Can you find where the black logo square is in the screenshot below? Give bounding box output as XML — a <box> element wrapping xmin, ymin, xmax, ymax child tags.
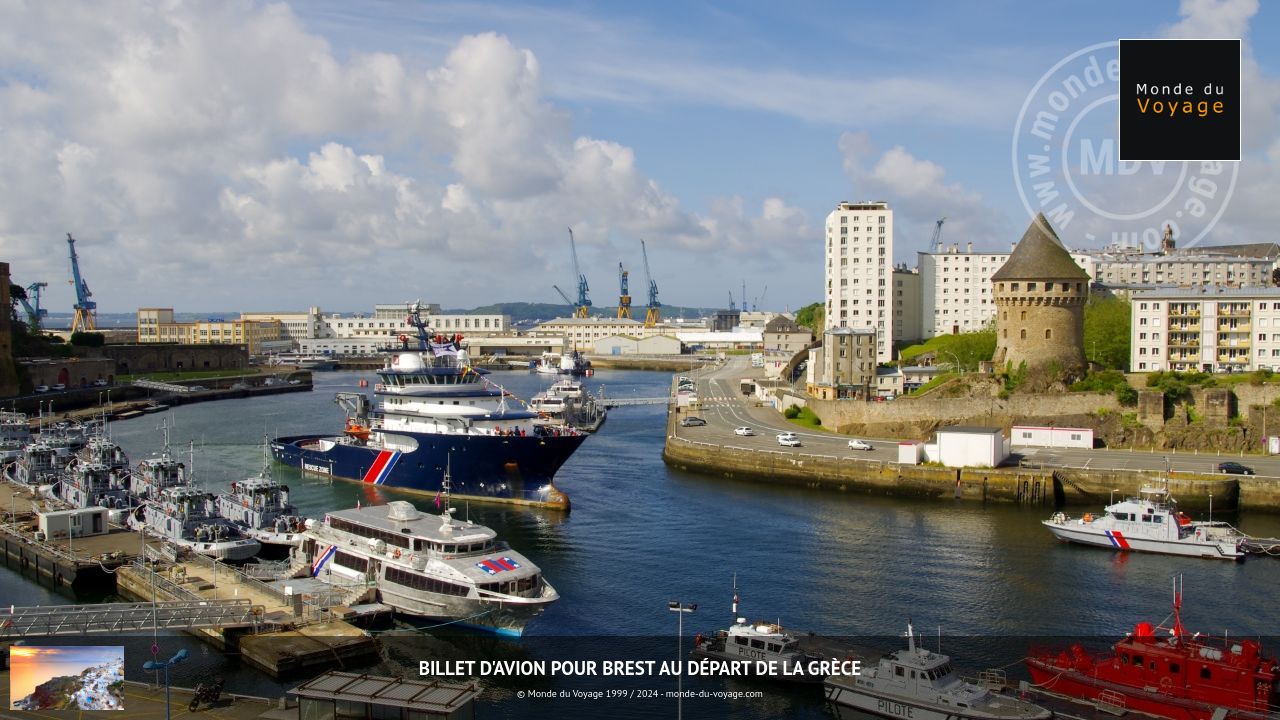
<box><xmin>1119</xmin><ymin>39</ymin><xmax>1240</xmax><ymax>161</ymax></box>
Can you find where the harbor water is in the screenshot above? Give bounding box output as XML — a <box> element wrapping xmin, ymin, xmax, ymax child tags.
<box><xmin>5</xmin><ymin>369</ymin><xmax>1280</xmax><ymax>718</ymax></box>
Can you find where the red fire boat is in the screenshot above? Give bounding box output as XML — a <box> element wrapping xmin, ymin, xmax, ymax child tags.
<box><xmin>1026</xmin><ymin>579</ymin><xmax>1278</xmax><ymax>720</ymax></box>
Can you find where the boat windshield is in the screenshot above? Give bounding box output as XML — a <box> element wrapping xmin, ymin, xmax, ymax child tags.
<box><xmin>927</xmin><ymin>663</ymin><xmax>954</xmax><ymax>680</ymax></box>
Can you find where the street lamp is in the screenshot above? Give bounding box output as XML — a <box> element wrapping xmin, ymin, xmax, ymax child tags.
<box><xmin>668</xmin><ymin>601</ymin><xmax>697</xmax><ymax>720</ymax></box>
<box><xmin>143</xmin><ymin>648</ymin><xmax>188</xmax><ymax>720</ymax></box>
<box><xmin>941</xmin><ymin>350</ymin><xmax>964</xmax><ymax>375</ymax></box>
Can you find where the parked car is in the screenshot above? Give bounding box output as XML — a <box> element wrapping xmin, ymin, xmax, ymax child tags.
<box><xmin>778</xmin><ymin>435</ymin><xmax>802</xmax><ymax>447</ymax></box>
<box><xmin>1217</xmin><ymin>461</ymin><xmax>1256</xmax><ymax>475</ymax></box>
<box><xmin>51</xmin><ymin>383</ymin><xmax>66</xmax><ymax>391</ymax></box>
<box><xmin>734</xmin><ymin>427</ymin><xmax>755</xmax><ymax>436</ymax></box>
<box><xmin>847</xmin><ymin>439</ymin><xmax>873</xmax><ymax>451</ymax></box>
<box><xmin>680</xmin><ymin>416</ymin><xmax>707</xmax><ymax>427</ymax></box>
<box><xmin>92</xmin><ymin>379</ymin><xmax>109</xmax><ymax>387</ymax></box>
<box><xmin>34</xmin><ymin>385</ymin><xmax>49</xmax><ymax>393</ymax></box>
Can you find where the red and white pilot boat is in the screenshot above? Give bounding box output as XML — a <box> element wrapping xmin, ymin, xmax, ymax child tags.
<box><xmin>1026</xmin><ymin>579</ymin><xmax>1279</xmax><ymax>720</ymax></box>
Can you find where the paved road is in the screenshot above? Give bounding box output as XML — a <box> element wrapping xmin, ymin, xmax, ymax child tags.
<box><xmin>671</xmin><ymin>357</ymin><xmax>1280</xmax><ymax>479</ymax></box>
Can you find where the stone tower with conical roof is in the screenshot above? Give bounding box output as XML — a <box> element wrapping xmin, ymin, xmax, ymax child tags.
<box><xmin>991</xmin><ymin>214</ymin><xmax>1089</xmax><ymax>373</ymax></box>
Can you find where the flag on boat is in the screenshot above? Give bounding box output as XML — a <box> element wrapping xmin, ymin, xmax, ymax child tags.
<box><xmin>475</xmin><ymin>557</ymin><xmax>521</xmax><ymax>575</ymax></box>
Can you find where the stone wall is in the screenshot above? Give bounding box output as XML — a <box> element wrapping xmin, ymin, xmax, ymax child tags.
<box><xmin>90</xmin><ymin>344</ymin><xmax>248</xmax><ymax>374</ymax></box>
<box><xmin>806</xmin><ymin>391</ymin><xmax>1118</xmax><ymax>439</ymax></box>
<box><xmin>20</xmin><ymin>358</ymin><xmax>118</xmax><ymax>387</ymax></box>
<box><xmin>663</xmin><ymin>423</ymin><xmax>1266</xmax><ymax>510</ymax></box>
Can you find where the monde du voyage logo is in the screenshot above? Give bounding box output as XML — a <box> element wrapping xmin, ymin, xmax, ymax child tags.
<box><xmin>1013</xmin><ymin>39</ymin><xmax>1240</xmax><ymax>251</ymax></box>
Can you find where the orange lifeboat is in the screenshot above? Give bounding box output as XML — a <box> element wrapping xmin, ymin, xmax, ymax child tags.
<box><xmin>344</xmin><ymin>419</ymin><xmax>371</xmax><ymax>442</ymax></box>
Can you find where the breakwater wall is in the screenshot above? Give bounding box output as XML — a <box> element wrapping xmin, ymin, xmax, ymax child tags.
<box><xmin>662</xmin><ymin>414</ymin><xmax>1272</xmax><ymax>512</ymax></box>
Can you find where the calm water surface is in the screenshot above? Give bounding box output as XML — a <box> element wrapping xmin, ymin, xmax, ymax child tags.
<box><xmin>5</xmin><ymin>369</ymin><xmax>1279</xmax><ymax>718</ymax></box>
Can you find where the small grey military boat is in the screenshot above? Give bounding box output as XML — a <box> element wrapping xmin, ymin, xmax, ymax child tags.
<box><xmin>825</xmin><ymin>622</ymin><xmax>1051</xmax><ymax>720</ymax></box>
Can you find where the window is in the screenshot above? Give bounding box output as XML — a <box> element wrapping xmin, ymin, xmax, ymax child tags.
<box><xmin>1020</xmin><ymin>329</ymin><xmax>1027</xmax><ymax>339</ymax></box>
<box><xmin>1045</xmin><ymin>329</ymin><xmax>1052</xmax><ymax>339</ymax></box>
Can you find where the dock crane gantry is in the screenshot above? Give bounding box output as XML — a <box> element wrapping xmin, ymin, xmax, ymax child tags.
<box><xmin>67</xmin><ymin>233</ymin><xmax>96</xmax><ymax>333</ymax></box>
<box><xmin>567</xmin><ymin>228</ymin><xmax>591</xmax><ymax>318</ymax></box>
<box><xmin>13</xmin><ymin>282</ymin><xmax>48</xmax><ymax>332</ymax></box>
<box><xmin>616</xmin><ymin>263</ymin><xmax>632</xmax><ymax>320</ymax></box>
<box><xmin>640</xmin><ymin>240</ymin><xmax>661</xmax><ymax>328</ymax></box>
<box><xmin>553</xmin><ymin>285</ymin><xmax>575</xmax><ymax>308</ymax></box>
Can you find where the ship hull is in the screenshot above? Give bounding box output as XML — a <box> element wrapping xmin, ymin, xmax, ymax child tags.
<box><xmin>826</xmin><ymin>677</ymin><xmax>1051</xmax><ymax>720</ymax></box>
<box><xmin>1025</xmin><ymin>658</ymin><xmax>1271</xmax><ymax>720</ymax></box>
<box><xmin>1043</xmin><ymin>522</ymin><xmax>1243</xmax><ymax>560</ymax></box>
<box><xmin>270</xmin><ymin>432</ymin><xmax>586</xmax><ymax>508</ymax></box>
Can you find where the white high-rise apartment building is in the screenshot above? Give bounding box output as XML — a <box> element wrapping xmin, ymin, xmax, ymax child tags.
<box><xmin>825</xmin><ymin>201</ymin><xmax>893</xmax><ymax>361</ymax></box>
<box><xmin>917</xmin><ymin>243</ymin><xmax>1096</xmax><ymax>339</ymax></box>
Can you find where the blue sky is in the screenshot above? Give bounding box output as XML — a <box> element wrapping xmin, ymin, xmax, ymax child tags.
<box><xmin>1</xmin><ymin>0</ymin><xmax>1276</xmax><ymax>315</ymax></box>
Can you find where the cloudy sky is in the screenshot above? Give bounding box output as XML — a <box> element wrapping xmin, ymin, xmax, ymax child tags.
<box><xmin>1</xmin><ymin>0</ymin><xmax>1277</xmax><ymax>315</ymax></box>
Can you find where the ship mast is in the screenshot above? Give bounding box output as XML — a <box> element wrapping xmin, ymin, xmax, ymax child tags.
<box><xmin>1171</xmin><ymin>575</ymin><xmax>1186</xmax><ymax>639</ymax></box>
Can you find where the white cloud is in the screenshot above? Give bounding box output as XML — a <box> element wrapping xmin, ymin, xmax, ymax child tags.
<box><xmin>0</xmin><ymin>1</ymin><xmax>807</xmax><ymax>311</ymax></box>
<box><xmin>838</xmin><ymin>132</ymin><xmax>1010</xmax><ymax>257</ymax></box>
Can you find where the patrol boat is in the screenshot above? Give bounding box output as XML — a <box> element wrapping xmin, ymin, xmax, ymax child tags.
<box><xmin>210</xmin><ymin>467</ymin><xmax>304</xmax><ymax>557</ymax></box>
<box><xmin>128</xmin><ymin>486</ymin><xmax>260</xmax><ymax>561</ymax></box>
<box><xmin>826</xmin><ymin>622</ymin><xmax>1051</xmax><ymax>720</ymax></box>
<box><xmin>1043</xmin><ymin>484</ymin><xmax>1246</xmax><ymax>560</ymax></box>
<box><xmin>271</xmin><ymin>302</ymin><xmax>586</xmax><ymax>508</ymax></box>
<box><xmin>300</xmin><ymin>466</ymin><xmax>558</xmax><ymax>636</ymax></box>
<box><xmin>128</xmin><ymin>426</ymin><xmax>189</xmax><ymax>501</ymax></box>
<box><xmin>692</xmin><ymin>583</ymin><xmax>837</xmax><ymax>683</ymax></box>
<box><xmin>55</xmin><ymin>456</ymin><xmax>131</xmax><ymax>523</ymax></box>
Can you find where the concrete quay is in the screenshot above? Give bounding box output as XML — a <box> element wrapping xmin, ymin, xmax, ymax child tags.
<box><xmin>663</xmin><ymin>358</ymin><xmax>1280</xmax><ymax>512</ymax></box>
<box><xmin>114</xmin><ymin>557</ymin><xmax>381</xmax><ymax>679</ymax></box>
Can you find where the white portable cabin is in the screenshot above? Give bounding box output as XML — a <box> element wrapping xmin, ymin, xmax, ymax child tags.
<box><xmin>38</xmin><ymin>507</ymin><xmax>109</xmax><ymax>539</ymax></box>
<box><xmin>1010</xmin><ymin>425</ymin><xmax>1094</xmax><ymax>449</ymax></box>
<box><xmin>924</xmin><ymin>426</ymin><xmax>1009</xmax><ymax>468</ymax></box>
<box><xmin>1008</xmin><ymin>422</ymin><xmax>1090</xmax><ymax>445</ymax></box>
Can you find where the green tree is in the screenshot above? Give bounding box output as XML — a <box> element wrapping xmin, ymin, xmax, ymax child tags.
<box><xmin>794</xmin><ymin>302</ymin><xmax>824</xmax><ymax>332</ymax></box>
<box><xmin>69</xmin><ymin>332</ymin><xmax>105</xmax><ymax>347</ymax></box>
<box><xmin>899</xmin><ymin>327</ymin><xmax>995</xmax><ymax>370</ymax></box>
<box><xmin>1083</xmin><ymin>295</ymin><xmax>1131</xmax><ymax>370</ymax></box>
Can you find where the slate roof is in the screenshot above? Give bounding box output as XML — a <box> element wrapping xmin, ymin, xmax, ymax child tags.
<box><xmin>991</xmin><ymin>213</ymin><xmax>1091</xmax><ymax>281</ymax></box>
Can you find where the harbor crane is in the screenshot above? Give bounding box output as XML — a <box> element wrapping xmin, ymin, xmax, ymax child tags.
<box><xmin>753</xmin><ymin>285</ymin><xmax>768</xmax><ymax>313</ymax></box>
<box><xmin>567</xmin><ymin>227</ymin><xmax>591</xmax><ymax>318</ymax></box>
<box><xmin>728</xmin><ymin>290</ymin><xmax>736</xmax><ymax>312</ymax></box>
<box><xmin>931</xmin><ymin>217</ymin><xmax>946</xmax><ymax>249</ymax></box>
<box><xmin>12</xmin><ymin>282</ymin><xmax>48</xmax><ymax>332</ymax></box>
<box><xmin>640</xmin><ymin>240</ymin><xmax>661</xmax><ymax>328</ymax></box>
<box><xmin>67</xmin><ymin>233</ymin><xmax>97</xmax><ymax>333</ymax></box>
<box><xmin>616</xmin><ymin>263</ymin><xmax>632</xmax><ymax>320</ymax></box>
<box><xmin>553</xmin><ymin>285</ymin><xmax>575</xmax><ymax>308</ymax></box>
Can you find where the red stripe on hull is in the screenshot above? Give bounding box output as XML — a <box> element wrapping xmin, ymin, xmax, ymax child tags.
<box><xmin>1112</xmin><ymin>530</ymin><xmax>1131</xmax><ymax>550</ymax></box>
<box><xmin>362</xmin><ymin>451</ymin><xmax>392</xmax><ymax>483</ymax></box>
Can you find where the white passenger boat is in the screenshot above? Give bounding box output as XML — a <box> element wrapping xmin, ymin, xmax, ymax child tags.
<box><xmin>1043</xmin><ymin>484</ymin><xmax>1245</xmax><ymax>560</ymax></box>
<box><xmin>299</xmin><ymin>468</ymin><xmax>557</xmax><ymax>636</ymax></box>
<box><xmin>826</xmin><ymin>622</ymin><xmax>1051</xmax><ymax>720</ymax></box>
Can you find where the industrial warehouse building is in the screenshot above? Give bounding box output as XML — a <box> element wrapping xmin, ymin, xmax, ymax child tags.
<box><xmin>592</xmin><ymin>334</ymin><xmax>683</xmax><ymax>355</ymax></box>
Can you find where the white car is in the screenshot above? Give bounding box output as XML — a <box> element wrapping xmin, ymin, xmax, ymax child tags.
<box><xmin>847</xmin><ymin>439</ymin><xmax>873</xmax><ymax>451</ymax></box>
<box><xmin>778</xmin><ymin>436</ymin><xmax>802</xmax><ymax>447</ymax></box>
<box><xmin>734</xmin><ymin>427</ymin><xmax>754</xmax><ymax>436</ymax></box>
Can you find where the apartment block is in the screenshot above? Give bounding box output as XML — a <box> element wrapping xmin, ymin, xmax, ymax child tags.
<box><xmin>825</xmin><ymin>201</ymin><xmax>893</xmax><ymax>361</ymax></box>
<box><xmin>1129</xmin><ymin>287</ymin><xmax>1280</xmax><ymax>373</ymax></box>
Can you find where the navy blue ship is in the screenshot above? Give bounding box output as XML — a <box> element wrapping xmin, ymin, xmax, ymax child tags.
<box><xmin>271</xmin><ymin>303</ymin><xmax>587</xmax><ymax>508</ymax></box>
